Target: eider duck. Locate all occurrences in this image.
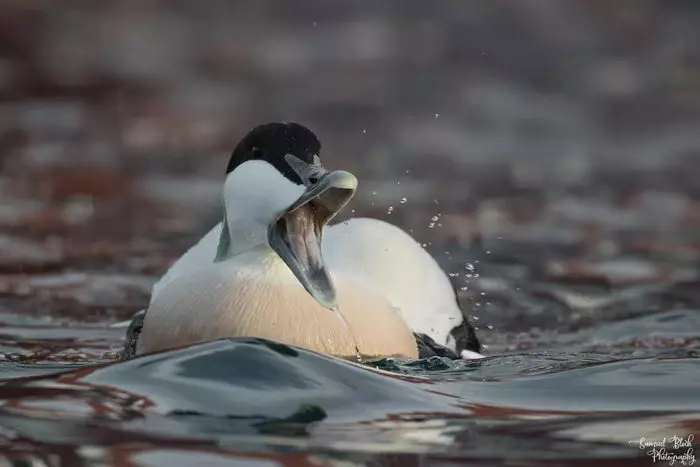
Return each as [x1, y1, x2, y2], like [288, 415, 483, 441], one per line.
[123, 123, 481, 361]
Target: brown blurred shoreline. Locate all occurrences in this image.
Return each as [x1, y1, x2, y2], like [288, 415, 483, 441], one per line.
[0, 1, 699, 328]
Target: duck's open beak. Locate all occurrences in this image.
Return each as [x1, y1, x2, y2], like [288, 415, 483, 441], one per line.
[268, 170, 357, 309]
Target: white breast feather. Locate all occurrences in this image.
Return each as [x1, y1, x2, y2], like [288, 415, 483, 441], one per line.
[151, 223, 222, 302]
[149, 217, 464, 350]
[140, 251, 418, 359]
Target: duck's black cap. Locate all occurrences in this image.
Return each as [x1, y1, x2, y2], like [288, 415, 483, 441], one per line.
[227, 122, 321, 185]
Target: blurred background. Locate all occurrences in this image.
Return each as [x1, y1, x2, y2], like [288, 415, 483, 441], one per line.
[1, 0, 700, 354]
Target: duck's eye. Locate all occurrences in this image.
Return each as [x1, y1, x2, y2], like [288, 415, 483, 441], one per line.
[308, 176, 319, 185]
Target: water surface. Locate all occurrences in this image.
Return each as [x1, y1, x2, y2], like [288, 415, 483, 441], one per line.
[0, 308, 696, 466]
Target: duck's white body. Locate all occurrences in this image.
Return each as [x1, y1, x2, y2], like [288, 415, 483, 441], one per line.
[128, 123, 481, 361]
[149, 217, 463, 352]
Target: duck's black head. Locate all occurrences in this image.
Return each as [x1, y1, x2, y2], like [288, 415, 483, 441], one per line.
[227, 122, 322, 185]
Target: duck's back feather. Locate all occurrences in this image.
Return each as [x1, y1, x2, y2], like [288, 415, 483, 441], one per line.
[323, 217, 464, 349]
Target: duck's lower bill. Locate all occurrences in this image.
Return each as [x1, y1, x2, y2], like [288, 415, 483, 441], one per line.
[268, 170, 357, 310]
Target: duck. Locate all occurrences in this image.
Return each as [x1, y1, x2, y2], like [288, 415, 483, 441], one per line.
[122, 122, 482, 361]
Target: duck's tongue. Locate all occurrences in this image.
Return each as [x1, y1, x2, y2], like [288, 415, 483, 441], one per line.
[284, 204, 325, 278]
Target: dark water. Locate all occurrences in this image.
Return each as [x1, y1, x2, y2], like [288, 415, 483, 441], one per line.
[2, 2, 699, 464]
[1, 235, 699, 467]
[0, 320, 697, 466]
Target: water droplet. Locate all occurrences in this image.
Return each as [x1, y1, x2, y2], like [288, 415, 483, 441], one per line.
[433, 199, 440, 205]
[362, 129, 367, 134]
[422, 243, 427, 247]
[486, 324, 494, 330]
[386, 206, 394, 215]
[428, 222, 435, 228]
[371, 191, 377, 196]
[465, 263, 475, 272]
[431, 216, 439, 222]
[460, 286, 468, 291]
[486, 249, 491, 255]
[434, 113, 440, 118]
[396, 180, 400, 185]
[472, 316, 480, 321]
[480, 292, 486, 296]
[351, 209, 356, 213]
[312, 21, 318, 27]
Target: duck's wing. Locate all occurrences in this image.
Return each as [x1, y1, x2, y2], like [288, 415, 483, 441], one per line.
[323, 217, 479, 355]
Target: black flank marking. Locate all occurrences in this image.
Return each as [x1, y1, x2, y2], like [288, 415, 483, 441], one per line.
[449, 282, 482, 355]
[414, 332, 460, 359]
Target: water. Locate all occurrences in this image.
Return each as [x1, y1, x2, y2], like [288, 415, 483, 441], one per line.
[2, 170, 700, 466]
[2, 1, 699, 463]
[0, 306, 696, 466]
[332, 305, 363, 363]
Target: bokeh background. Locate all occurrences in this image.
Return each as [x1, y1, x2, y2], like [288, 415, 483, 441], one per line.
[1, 1, 700, 355]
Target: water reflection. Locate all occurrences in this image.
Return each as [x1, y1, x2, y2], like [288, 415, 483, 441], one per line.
[0, 338, 695, 465]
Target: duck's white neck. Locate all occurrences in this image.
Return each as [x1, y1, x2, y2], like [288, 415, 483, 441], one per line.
[215, 213, 301, 288]
[215, 160, 305, 261]
[215, 210, 264, 259]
